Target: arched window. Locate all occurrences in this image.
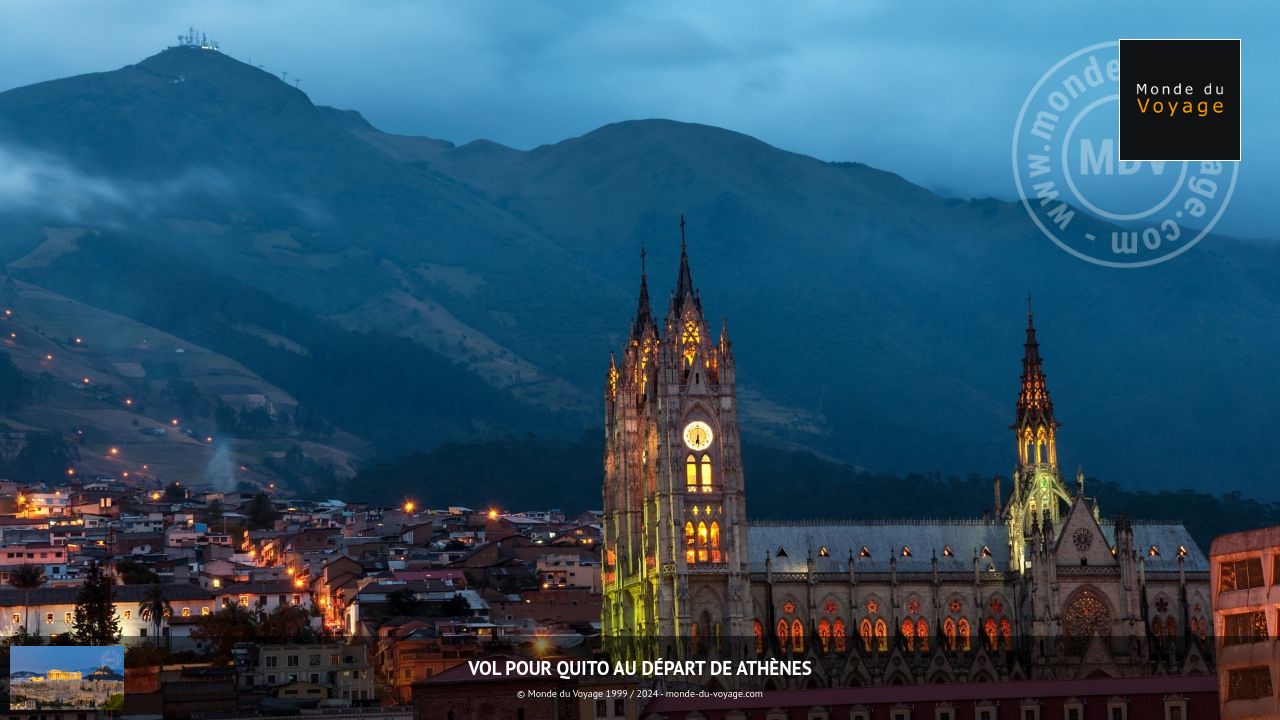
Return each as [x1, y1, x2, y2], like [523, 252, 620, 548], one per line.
[696, 522, 709, 562]
[984, 618, 998, 650]
[943, 618, 957, 651]
[874, 618, 888, 652]
[791, 618, 804, 652]
[818, 620, 831, 652]
[777, 619, 789, 647]
[859, 619, 873, 652]
[999, 618, 1013, 650]
[1153, 618, 1164, 640]
[709, 522, 721, 563]
[917, 618, 930, 652]
[690, 621, 701, 654]
[958, 618, 971, 652]
[1164, 617, 1177, 639]
[753, 620, 763, 655]
[902, 619, 915, 651]
[686, 455, 697, 491]
[833, 618, 846, 652]
[684, 522, 696, 564]
[700, 455, 713, 492]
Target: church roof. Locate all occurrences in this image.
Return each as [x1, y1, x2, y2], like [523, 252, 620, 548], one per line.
[747, 518, 1209, 574]
[1101, 521, 1209, 572]
[748, 520, 1010, 574]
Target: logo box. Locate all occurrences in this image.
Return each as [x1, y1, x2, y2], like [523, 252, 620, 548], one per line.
[1119, 39, 1240, 161]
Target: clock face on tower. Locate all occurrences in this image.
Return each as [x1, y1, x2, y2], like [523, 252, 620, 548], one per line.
[683, 421, 714, 451]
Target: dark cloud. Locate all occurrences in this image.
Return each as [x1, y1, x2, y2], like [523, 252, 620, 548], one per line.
[0, 1, 1271, 237]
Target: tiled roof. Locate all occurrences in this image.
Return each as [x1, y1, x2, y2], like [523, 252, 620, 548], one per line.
[748, 520, 1009, 574]
[0, 583, 214, 607]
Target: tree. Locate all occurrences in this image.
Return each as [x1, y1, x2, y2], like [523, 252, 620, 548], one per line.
[116, 559, 160, 585]
[138, 583, 173, 648]
[71, 561, 120, 645]
[8, 563, 46, 634]
[191, 603, 257, 664]
[246, 493, 280, 529]
[259, 604, 316, 643]
[205, 498, 224, 522]
[163, 481, 185, 503]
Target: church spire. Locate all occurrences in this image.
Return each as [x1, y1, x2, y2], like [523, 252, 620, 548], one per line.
[631, 247, 655, 339]
[669, 214, 701, 320]
[1015, 295, 1058, 431]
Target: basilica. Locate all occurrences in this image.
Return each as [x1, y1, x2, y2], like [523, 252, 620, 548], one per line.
[601, 224, 1212, 686]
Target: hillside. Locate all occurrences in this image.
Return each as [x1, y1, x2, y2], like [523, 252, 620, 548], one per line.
[0, 272, 362, 492]
[1, 46, 1279, 496]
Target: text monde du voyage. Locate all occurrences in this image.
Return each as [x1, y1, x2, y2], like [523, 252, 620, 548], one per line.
[1134, 82, 1228, 118]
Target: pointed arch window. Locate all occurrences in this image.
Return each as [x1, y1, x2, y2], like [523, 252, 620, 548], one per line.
[777, 619, 789, 647]
[790, 618, 804, 652]
[999, 618, 1013, 650]
[984, 618, 998, 650]
[958, 618, 971, 652]
[696, 522, 709, 562]
[684, 522, 695, 564]
[690, 621, 701, 655]
[833, 618, 846, 652]
[753, 620, 763, 655]
[709, 521, 722, 563]
[874, 618, 888, 652]
[917, 618, 930, 652]
[944, 617, 957, 651]
[1164, 616, 1177, 639]
[818, 620, 831, 652]
[902, 619, 916, 651]
[700, 454, 713, 492]
[859, 619, 873, 653]
[685, 455, 697, 492]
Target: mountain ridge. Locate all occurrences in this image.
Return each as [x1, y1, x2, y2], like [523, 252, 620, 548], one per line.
[1, 46, 1278, 497]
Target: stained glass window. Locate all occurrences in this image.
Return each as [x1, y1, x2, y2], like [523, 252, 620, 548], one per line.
[754, 620, 763, 655]
[1064, 589, 1111, 638]
[685, 455, 697, 491]
[958, 618, 971, 652]
[874, 618, 888, 652]
[984, 618, 998, 650]
[902, 619, 915, 651]
[791, 619, 804, 652]
[700, 455, 713, 492]
[696, 522, 708, 562]
[818, 620, 831, 652]
[944, 618, 957, 651]
[833, 619, 846, 652]
[709, 522, 721, 563]
[684, 522, 695, 564]
[1000, 618, 1013, 650]
[777, 619, 789, 646]
[917, 619, 929, 652]
[824, 599, 838, 615]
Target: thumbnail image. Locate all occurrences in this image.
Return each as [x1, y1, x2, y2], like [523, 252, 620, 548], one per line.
[8, 645, 124, 711]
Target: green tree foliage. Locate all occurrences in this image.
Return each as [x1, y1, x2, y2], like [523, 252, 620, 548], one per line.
[348, 435, 1280, 551]
[163, 481, 186, 503]
[138, 583, 173, 647]
[192, 604, 320, 664]
[71, 561, 120, 645]
[246, 493, 280, 530]
[115, 559, 160, 585]
[7, 563, 45, 634]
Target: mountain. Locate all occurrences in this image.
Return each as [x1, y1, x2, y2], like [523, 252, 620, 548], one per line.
[2, 45, 1279, 497]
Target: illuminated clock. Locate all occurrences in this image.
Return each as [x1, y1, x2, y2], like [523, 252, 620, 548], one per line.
[683, 421, 713, 450]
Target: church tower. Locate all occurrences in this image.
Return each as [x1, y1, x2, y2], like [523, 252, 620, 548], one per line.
[1005, 300, 1071, 573]
[603, 218, 753, 659]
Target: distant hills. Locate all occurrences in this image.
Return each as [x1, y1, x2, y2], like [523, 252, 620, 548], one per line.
[1, 45, 1279, 499]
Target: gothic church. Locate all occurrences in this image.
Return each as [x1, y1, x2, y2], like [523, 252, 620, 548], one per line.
[602, 224, 1212, 685]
